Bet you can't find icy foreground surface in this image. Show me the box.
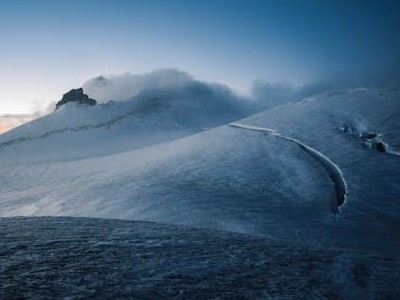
[1,217,399,299]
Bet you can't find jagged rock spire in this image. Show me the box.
[55,88,97,110]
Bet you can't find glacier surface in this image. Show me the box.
[0,82,399,297]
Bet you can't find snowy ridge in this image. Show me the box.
[230,123,348,212]
[0,111,135,150]
[0,83,256,162]
[387,149,400,156]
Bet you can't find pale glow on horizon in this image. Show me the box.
[0,114,35,134]
[0,1,398,115]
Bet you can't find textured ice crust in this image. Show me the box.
[1,217,399,299]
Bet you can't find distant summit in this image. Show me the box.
[55,88,97,110]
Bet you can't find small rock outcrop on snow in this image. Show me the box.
[55,88,97,110]
[339,125,388,153]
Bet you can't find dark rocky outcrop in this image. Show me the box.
[340,125,389,154]
[375,142,387,153]
[55,88,97,110]
[362,132,378,140]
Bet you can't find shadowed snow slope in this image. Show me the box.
[234,83,400,253]
[0,82,399,256]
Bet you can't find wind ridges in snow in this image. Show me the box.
[230,122,348,212]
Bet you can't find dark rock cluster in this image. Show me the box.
[340,125,388,153]
[361,132,387,152]
[55,88,97,110]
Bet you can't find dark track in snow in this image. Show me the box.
[1,217,399,299]
[0,110,141,150]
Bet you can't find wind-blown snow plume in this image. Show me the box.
[82,69,258,126]
[83,69,199,102]
[84,69,308,110]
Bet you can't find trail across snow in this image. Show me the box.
[230,123,348,212]
[0,109,146,150]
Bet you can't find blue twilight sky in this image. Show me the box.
[0,0,399,114]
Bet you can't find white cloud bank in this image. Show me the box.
[82,69,330,112]
[83,69,195,103]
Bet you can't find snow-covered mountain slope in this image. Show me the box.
[0,124,335,239]
[0,82,255,163]
[0,82,399,256]
[1,217,399,299]
[235,84,400,252]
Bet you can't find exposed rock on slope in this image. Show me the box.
[55,88,97,110]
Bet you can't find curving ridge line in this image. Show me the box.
[230,123,347,213]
